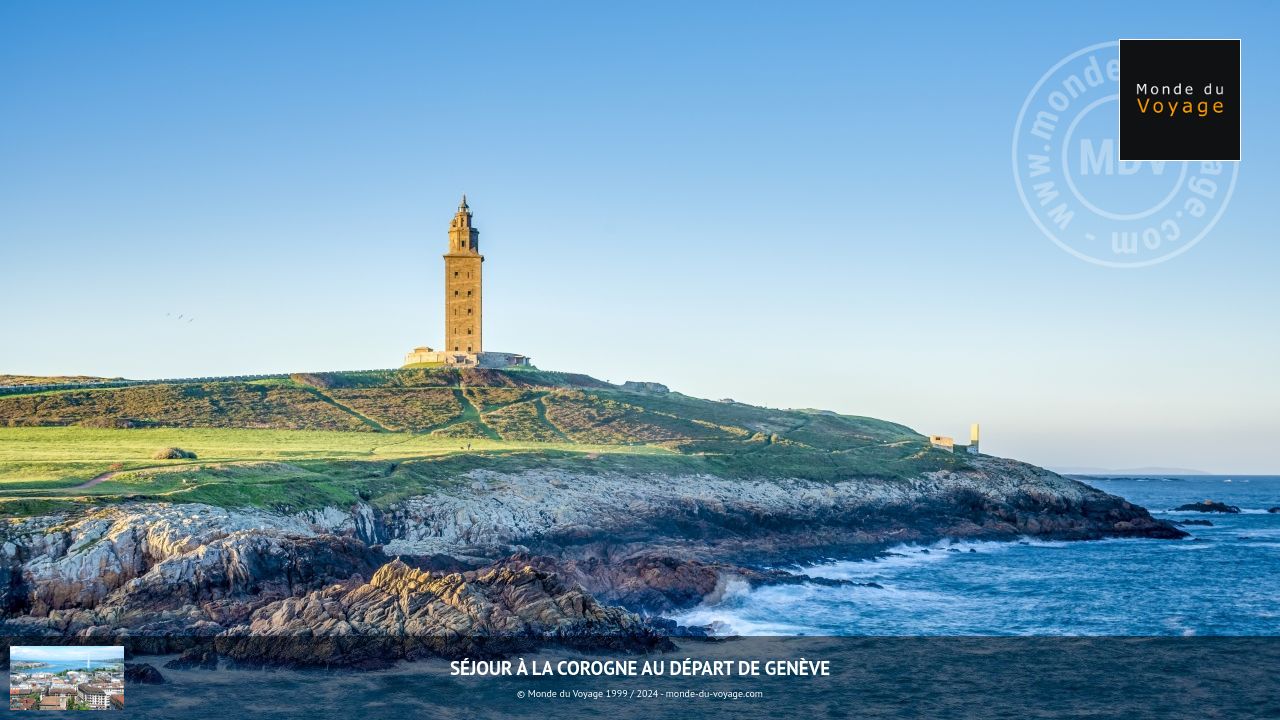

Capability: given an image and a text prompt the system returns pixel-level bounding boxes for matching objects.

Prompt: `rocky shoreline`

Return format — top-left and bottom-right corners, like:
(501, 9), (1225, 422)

(0, 455), (1183, 666)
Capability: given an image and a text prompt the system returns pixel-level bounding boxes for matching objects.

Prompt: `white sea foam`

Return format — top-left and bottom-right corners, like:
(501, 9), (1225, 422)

(665, 516), (1280, 637)
(799, 537), (1085, 583)
(672, 611), (814, 636)
(1162, 508), (1274, 515)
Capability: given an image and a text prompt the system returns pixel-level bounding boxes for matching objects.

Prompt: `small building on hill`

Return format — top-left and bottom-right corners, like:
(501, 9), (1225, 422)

(403, 197), (532, 369)
(930, 423), (982, 455)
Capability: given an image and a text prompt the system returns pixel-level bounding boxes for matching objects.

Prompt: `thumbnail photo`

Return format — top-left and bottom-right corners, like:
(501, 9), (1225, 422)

(9, 646), (124, 711)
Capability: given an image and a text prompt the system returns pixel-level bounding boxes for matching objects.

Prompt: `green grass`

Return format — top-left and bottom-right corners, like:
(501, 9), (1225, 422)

(0, 425), (965, 517)
(0, 426), (676, 514)
(0, 368), (968, 516)
(0, 426), (664, 479)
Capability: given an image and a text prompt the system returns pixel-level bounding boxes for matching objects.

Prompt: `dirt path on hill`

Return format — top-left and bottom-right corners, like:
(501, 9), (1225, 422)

(299, 387), (392, 432)
(68, 466), (168, 491)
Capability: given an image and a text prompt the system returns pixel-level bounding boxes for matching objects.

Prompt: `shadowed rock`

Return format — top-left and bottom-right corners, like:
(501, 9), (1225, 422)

(1173, 500), (1241, 513)
(123, 662), (164, 683)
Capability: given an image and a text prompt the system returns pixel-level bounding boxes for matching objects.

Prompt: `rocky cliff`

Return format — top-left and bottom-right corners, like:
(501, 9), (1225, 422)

(0, 453), (1182, 665)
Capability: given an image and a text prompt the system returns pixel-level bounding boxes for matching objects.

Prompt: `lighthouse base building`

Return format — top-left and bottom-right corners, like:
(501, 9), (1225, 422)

(403, 346), (530, 369)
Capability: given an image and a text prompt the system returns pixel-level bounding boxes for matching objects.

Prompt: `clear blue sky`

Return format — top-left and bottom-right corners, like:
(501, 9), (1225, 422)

(2, 2), (1277, 473)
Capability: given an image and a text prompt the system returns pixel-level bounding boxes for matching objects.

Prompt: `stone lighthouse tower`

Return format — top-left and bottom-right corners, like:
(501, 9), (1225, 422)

(401, 197), (530, 369)
(444, 195), (483, 353)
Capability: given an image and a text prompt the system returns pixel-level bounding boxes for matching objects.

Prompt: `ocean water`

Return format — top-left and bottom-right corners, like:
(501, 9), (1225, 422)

(671, 476), (1280, 636)
(10, 658), (122, 674)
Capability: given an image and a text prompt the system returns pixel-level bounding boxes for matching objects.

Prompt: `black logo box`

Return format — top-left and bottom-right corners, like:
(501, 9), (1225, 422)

(1119, 39), (1240, 161)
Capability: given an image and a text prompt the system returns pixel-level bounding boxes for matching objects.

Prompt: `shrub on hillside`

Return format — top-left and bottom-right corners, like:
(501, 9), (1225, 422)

(153, 447), (197, 460)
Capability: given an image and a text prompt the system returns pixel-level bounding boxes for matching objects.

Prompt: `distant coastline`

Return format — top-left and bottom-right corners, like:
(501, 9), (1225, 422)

(1053, 465), (1211, 476)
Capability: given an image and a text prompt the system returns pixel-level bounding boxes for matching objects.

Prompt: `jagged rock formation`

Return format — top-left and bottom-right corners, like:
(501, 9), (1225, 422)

(1173, 500), (1241, 513)
(1, 505), (382, 636)
(214, 559), (665, 666)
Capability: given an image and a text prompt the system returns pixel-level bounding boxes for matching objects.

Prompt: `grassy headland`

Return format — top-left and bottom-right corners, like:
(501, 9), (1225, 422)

(0, 367), (965, 515)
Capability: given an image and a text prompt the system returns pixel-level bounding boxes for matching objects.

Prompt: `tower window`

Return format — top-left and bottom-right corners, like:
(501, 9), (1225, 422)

(453, 271), (458, 277)
(466, 290), (472, 296)
(467, 328), (472, 335)
(454, 290), (459, 296)
(466, 309), (472, 315)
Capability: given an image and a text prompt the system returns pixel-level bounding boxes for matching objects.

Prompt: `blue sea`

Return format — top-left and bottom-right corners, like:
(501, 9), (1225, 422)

(10, 657), (122, 674)
(672, 476), (1280, 636)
